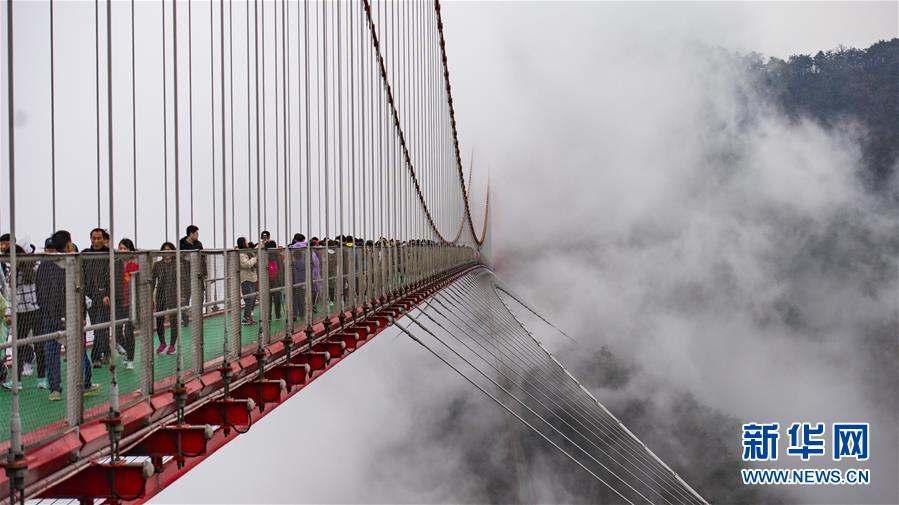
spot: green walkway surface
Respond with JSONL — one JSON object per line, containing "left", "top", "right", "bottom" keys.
{"left": 0, "top": 302, "right": 329, "bottom": 445}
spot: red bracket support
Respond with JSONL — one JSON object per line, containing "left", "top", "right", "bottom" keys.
{"left": 129, "top": 425, "right": 214, "bottom": 459}
{"left": 40, "top": 460, "right": 153, "bottom": 501}
{"left": 292, "top": 352, "right": 330, "bottom": 371}
{"left": 264, "top": 364, "right": 310, "bottom": 385}
{"left": 312, "top": 340, "right": 346, "bottom": 358}
{"left": 232, "top": 379, "right": 285, "bottom": 405}
{"left": 184, "top": 399, "right": 254, "bottom": 428}
{"left": 330, "top": 333, "right": 360, "bottom": 351}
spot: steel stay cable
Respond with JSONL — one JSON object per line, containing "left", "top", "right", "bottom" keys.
{"left": 439, "top": 276, "right": 703, "bottom": 502}
{"left": 399, "top": 313, "right": 650, "bottom": 504}
{"left": 444, "top": 275, "right": 703, "bottom": 499}
{"left": 416, "top": 290, "right": 687, "bottom": 501}
{"left": 392, "top": 319, "right": 634, "bottom": 504}
{"left": 424, "top": 287, "right": 693, "bottom": 505}
{"left": 491, "top": 282, "right": 576, "bottom": 343}
{"left": 407, "top": 302, "right": 681, "bottom": 505}
{"left": 441, "top": 283, "right": 705, "bottom": 505}
{"left": 441, "top": 275, "right": 705, "bottom": 504}
{"left": 487, "top": 277, "right": 710, "bottom": 505}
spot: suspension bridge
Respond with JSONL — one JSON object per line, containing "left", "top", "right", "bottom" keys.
{"left": 0, "top": 0, "right": 707, "bottom": 503}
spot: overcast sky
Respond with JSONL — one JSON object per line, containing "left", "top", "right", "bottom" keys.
{"left": 149, "top": 2, "right": 898, "bottom": 504}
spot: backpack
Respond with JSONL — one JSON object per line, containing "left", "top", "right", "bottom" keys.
{"left": 268, "top": 259, "right": 279, "bottom": 280}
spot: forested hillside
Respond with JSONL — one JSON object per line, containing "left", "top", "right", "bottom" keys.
{"left": 746, "top": 38, "right": 898, "bottom": 186}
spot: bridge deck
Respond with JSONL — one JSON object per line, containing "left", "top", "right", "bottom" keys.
{"left": 0, "top": 302, "right": 341, "bottom": 445}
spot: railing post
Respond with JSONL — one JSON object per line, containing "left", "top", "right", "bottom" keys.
{"left": 136, "top": 254, "right": 154, "bottom": 397}
{"left": 257, "top": 247, "right": 270, "bottom": 346}
{"left": 347, "top": 244, "right": 357, "bottom": 318}
{"left": 320, "top": 245, "right": 330, "bottom": 327}
{"left": 227, "top": 250, "right": 241, "bottom": 360}
{"left": 378, "top": 245, "right": 386, "bottom": 304}
{"left": 207, "top": 255, "right": 219, "bottom": 313}
{"left": 64, "top": 256, "right": 84, "bottom": 426}
{"left": 304, "top": 245, "right": 313, "bottom": 333}
{"left": 362, "top": 245, "right": 370, "bottom": 311}
{"left": 283, "top": 247, "right": 294, "bottom": 337}
{"left": 190, "top": 252, "right": 203, "bottom": 374}
{"left": 336, "top": 242, "right": 344, "bottom": 324}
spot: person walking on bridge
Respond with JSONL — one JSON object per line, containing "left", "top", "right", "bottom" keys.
{"left": 238, "top": 237, "right": 259, "bottom": 325}
{"left": 179, "top": 225, "right": 206, "bottom": 326}
{"left": 83, "top": 228, "right": 111, "bottom": 367}
{"left": 152, "top": 242, "right": 179, "bottom": 355}
{"left": 114, "top": 238, "right": 139, "bottom": 369}
{"left": 288, "top": 234, "right": 319, "bottom": 321}
{"left": 265, "top": 240, "right": 284, "bottom": 320}
{"left": 38, "top": 230, "right": 99, "bottom": 401}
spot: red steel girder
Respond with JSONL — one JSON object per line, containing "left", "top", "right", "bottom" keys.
{"left": 183, "top": 398, "right": 254, "bottom": 428}
{"left": 231, "top": 379, "right": 285, "bottom": 406}
{"left": 291, "top": 351, "right": 330, "bottom": 371}
{"left": 40, "top": 460, "right": 153, "bottom": 501}
{"left": 129, "top": 425, "right": 214, "bottom": 459}
{"left": 264, "top": 363, "right": 311, "bottom": 385}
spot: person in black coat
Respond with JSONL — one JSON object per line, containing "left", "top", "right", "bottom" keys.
{"left": 152, "top": 242, "right": 180, "bottom": 355}
{"left": 38, "top": 230, "right": 97, "bottom": 400}
{"left": 178, "top": 225, "right": 205, "bottom": 326}
{"left": 82, "top": 228, "right": 111, "bottom": 365}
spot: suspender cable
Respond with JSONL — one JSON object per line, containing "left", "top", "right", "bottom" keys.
{"left": 4, "top": 1, "right": 25, "bottom": 499}
{"left": 282, "top": 0, "right": 289, "bottom": 246}
{"left": 229, "top": 0, "right": 235, "bottom": 246}
{"left": 219, "top": 0, "right": 232, "bottom": 388}
{"left": 254, "top": 0, "right": 261, "bottom": 240}
{"left": 272, "top": 0, "right": 279, "bottom": 241}
{"left": 162, "top": 0, "right": 170, "bottom": 240}
{"left": 261, "top": 0, "right": 267, "bottom": 237}
{"left": 49, "top": 0, "right": 57, "bottom": 231}
{"left": 322, "top": 0, "right": 329, "bottom": 240}
{"left": 210, "top": 0, "right": 217, "bottom": 250}
{"left": 337, "top": 0, "right": 344, "bottom": 316}
{"left": 172, "top": 0, "right": 186, "bottom": 428}
{"left": 303, "top": 0, "right": 312, "bottom": 332}
{"left": 260, "top": 0, "right": 268, "bottom": 239}
{"left": 131, "top": 0, "right": 138, "bottom": 243}
{"left": 105, "top": 0, "right": 121, "bottom": 435}
{"left": 246, "top": 0, "right": 252, "bottom": 238}
{"left": 188, "top": 0, "right": 194, "bottom": 225}
{"left": 95, "top": 0, "right": 102, "bottom": 225}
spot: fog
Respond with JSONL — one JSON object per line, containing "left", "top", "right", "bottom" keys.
{"left": 154, "top": 1, "right": 899, "bottom": 503}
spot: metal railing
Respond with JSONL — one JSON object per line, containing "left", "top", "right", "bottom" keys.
{"left": 0, "top": 243, "right": 476, "bottom": 451}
